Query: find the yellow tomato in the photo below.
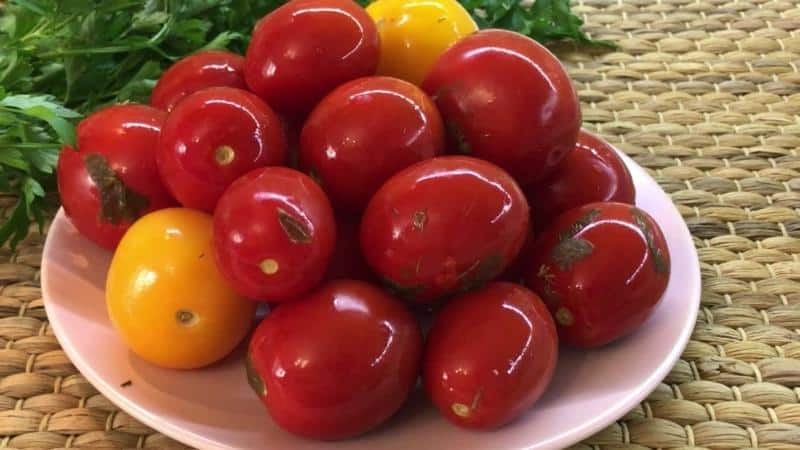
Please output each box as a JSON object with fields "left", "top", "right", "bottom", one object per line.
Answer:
{"left": 367, "top": 0, "right": 478, "bottom": 85}
{"left": 106, "top": 208, "right": 255, "bottom": 370}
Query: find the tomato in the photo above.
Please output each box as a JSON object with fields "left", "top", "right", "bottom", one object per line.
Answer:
{"left": 366, "top": 0, "right": 477, "bottom": 85}
{"left": 246, "top": 280, "right": 422, "bottom": 440}
{"left": 524, "top": 202, "right": 670, "bottom": 348}
{"left": 56, "top": 104, "right": 174, "bottom": 250}
{"left": 157, "top": 87, "right": 287, "bottom": 212}
{"left": 244, "top": 0, "right": 379, "bottom": 116}
{"left": 324, "top": 214, "right": 376, "bottom": 282}
{"left": 526, "top": 130, "right": 636, "bottom": 229}
{"left": 106, "top": 208, "right": 256, "bottom": 369}
{"left": 422, "top": 29, "right": 581, "bottom": 186}
{"left": 424, "top": 282, "right": 557, "bottom": 429}
{"left": 213, "top": 167, "right": 336, "bottom": 302}
{"left": 300, "top": 76, "right": 445, "bottom": 211}
{"left": 360, "top": 156, "right": 529, "bottom": 303}
{"left": 150, "top": 50, "right": 246, "bottom": 112}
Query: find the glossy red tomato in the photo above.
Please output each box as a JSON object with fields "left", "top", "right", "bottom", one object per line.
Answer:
{"left": 213, "top": 167, "right": 335, "bottom": 302}
{"left": 150, "top": 50, "right": 246, "bottom": 112}
{"left": 422, "top": 29, "right": 581, "bottom": 186}
{"left": 247, "top": 280, "right": 422, "bottom": 440}
{"left": 244, "top": 0, "right": 380, "bottom": 116}
{"left": 424, "top": 282, "right": 557, "bottom": 429}
{"left": 324, "top": 214, "right": 376, "bottom": 282}
{"left": 57, "top": 104, "right": 174, "bottom": 250}
{"left": 526, "top": 130, "right": 635, "bottom": 229}
{"left": 360, "top": 156, "right": 529, "bottom": 303}
{"left": 525, "top": 202, "right": 671, "bottom": 348}
{"left": 301, "top": 76, "right": 445, "bottom": 211}
{"left": 157, "top": 87, "right": 287, "bottom": 212}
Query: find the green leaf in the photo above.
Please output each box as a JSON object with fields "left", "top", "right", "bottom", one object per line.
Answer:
{"left": 201, "top": 31, "right": 245, "bottom": 50}
{"left": 12, "top": 0, "right": 50, "bottom": 16}
{"left": 0, "top": 149, "right": 30, "bottom": 172}
{"left": 19, "top": 105, "right": 76, "bottom": 145}
{"left": 21, "top": 176, "right": 45, "bottom": 202}
{"left": 132, "top": 11, "right": 171, "bottom": 31}
{"left": 24, "top": 147, "right": 60, "bottom": 174}
{"left": 1, "top": 94, "right": 81, "bottom": 118}
{"left": 0, "top": 174, "right": 48, "bottom": 250}
{"left": 115, "top": 60, "right": 162, "bottom": 103}
{"left": 170, "top": 18, "right": 212, "bottom": 50}
{"left": 462, "top": 0, "right": 613, "bottom": 47}
{"left": 0, "top": 198, "right": 32, "bottom": 250}
{"left": 0, "top": 94, "right": 79, "bottom": 145}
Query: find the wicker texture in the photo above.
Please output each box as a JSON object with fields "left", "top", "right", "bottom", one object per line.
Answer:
{"left": 558, "top": 0, "right": 800, "bottom": 448}
{"left": 0, "top": 0, "right": 799, "bottom": 448}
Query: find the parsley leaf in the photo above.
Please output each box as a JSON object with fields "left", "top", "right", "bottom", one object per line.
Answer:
{"left": 462, "top": 0, "right": 613, "bottom": 47}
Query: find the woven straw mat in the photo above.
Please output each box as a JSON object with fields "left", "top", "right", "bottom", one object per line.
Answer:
{"left": 1, "top": 0, "right": 800, "bottom": 448}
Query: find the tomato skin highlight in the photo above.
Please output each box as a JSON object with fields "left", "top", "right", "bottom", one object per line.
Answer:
{"left": 360, "top": 156, "right": 530, "bottom": 303}
{"left": 106, "top": 208, "right": 256, "bottom": 369}
{"left": 157, "top": 87, "right": 287, "bottom": 212}
{"left": 424, "top": 282, "right": 558, "bottom": 429}
{"left": 422, "top": 29, "right": 581, "bottom": 186}
{"left": 247, "top": 280, "right": 423, "bottom": 440}
{"left": 244, "top": 0, "right": 380, "bottom": 116}
{"left": 150, "top": 50, "right": 246, "bottom": 112}
{"left": 526, "top": 130, "right": 636, "bottom": 229}
{"left": 366, "top": 0, "right": 478, "bottom": 85}
{"left": 525, "top": 202, "right": 671, "bottom": 348}
{"left": 57, "top": 104, "right": 174, "bottom": 250}
{"left": 213, "top": 167, "right": 336, "bottom": 302}
{"left": 300, "top": 76, "right": 445, "bottom": 211}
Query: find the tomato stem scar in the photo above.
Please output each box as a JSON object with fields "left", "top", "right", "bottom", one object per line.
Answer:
{"left": 411, "top": 209, "right": 427, "bottom": 231}
{"left": 451, "top": 388, "right": 483, "bottom": 418}
{"left": 214, "top": 145, "right": 235, "bottom": 166}
{"left": 260, "top": 258, "right": 279, "bottom": 275}
{"left": 451, "top": 403, "right": 470, "bottom": 417}
{"left": 555, "top": 307, "right": 574, "bottom": 326}
{"left": 176, "top": 309, "right": 198, "bottom": 326}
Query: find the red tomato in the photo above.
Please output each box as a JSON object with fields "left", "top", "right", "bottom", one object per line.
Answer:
{"left": 525, "top": 202, "right": 670, "bottom": 348}
{"left": 424, "top": 282, "right": 557, "bottom": 429}
{"left": 244, "top": 0, "right": 379, "bottom": 116}
{"left": 301, "top": 76, "right": 445, "bottom": 211}
{"left": 324, "top": 214, "right": 376, "bottom": 282}
{"left": 150, "top": 50, "right": 246, "bottom": 112}
{"left": 422, "top": 29, "right": 581, "bottom": 186}
{"left": 360, "top": 156, "right": 529, "bottom": 303}
{"left": 247, "top": 280, "right": 422, "bottom": 440}
{"left": 213, "top": 167, "right": 335, "bottom": 302}
{"left": 157, "top": 87, "right": 287, "bottom": 212}
{"left": 56, "top": 104, "right": 174, "bottom": 250}
{"left": 526, "top": 130, "right": 636, "bottom": 229}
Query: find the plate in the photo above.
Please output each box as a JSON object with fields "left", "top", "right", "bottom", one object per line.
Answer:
{"left": 42, "top": 152, "right": 700, "bottom": 450}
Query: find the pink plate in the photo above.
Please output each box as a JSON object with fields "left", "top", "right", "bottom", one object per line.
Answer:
{"left": 42, "top": 152, "right": 700, "bottom": 450}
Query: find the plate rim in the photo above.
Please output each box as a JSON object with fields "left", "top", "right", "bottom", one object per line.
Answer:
{"left": 42, "top": 150, "right": 701, "bottom": 450}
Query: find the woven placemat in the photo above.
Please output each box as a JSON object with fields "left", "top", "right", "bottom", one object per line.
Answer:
{"left": 1, "top": 0, "right": 799, "bottom": 448}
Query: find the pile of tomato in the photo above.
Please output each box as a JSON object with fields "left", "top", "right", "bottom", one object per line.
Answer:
{"left": 55, "top": 0, "right": 672, "bottom": 440}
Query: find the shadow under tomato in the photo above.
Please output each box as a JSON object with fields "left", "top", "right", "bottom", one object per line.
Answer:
{"left": 126, "top": 344, "right": 267, "bottom": 430}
